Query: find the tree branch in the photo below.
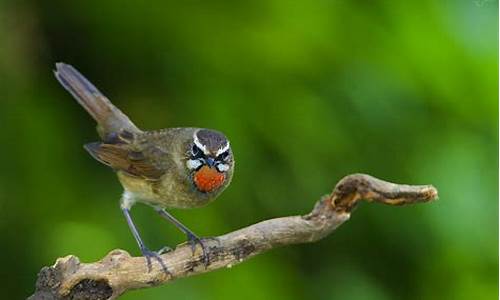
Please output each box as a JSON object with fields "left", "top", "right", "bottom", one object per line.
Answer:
{"left": 29, "top": 174, "right": 437, "bottom": 300}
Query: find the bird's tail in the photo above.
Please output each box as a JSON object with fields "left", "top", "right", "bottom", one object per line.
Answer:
{"left": 54, "top": 62, "right": 141, "bottom": 138}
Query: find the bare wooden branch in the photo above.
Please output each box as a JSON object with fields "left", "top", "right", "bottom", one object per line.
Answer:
{"left": 29, "top": 174, "right": 437, "bottom": 300}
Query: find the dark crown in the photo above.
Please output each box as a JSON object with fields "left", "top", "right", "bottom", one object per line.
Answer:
{"left": 195, "top": 129, "right": 228, "bottom": 155}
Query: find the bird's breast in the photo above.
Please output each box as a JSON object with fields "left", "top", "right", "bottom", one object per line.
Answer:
{"left": 116, "top": 170, "right": 217, "bottom": 209}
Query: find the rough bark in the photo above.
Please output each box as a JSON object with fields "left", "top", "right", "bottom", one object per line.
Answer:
{"left": 29, "top": 174, "right": 437, "bottom": 300}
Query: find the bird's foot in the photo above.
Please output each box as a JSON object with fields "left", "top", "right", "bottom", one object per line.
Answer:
{"left": 140, "top": 247, "right": 171, "bottom": 276}
{"left": 157, "top": 245, "right": 173, "bottom": 255}
{"left": 187, "top": 234, "right": 218, "bottom": 267}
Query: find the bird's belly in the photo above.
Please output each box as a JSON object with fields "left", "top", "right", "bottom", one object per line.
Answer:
{"left": 116, "top": 171, "right": 214, "bottom": 209}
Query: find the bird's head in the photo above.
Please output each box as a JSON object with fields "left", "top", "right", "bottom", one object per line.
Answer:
{"left": 185, "top": 129, "right": 234, "bottom": 193}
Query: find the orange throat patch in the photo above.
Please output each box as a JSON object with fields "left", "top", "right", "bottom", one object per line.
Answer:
{"left": 193, "top": 165, "right": 225, "bottom": 193}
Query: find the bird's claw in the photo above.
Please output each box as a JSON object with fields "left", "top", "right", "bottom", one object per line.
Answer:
{"left": 140, "top": 247, "right": 171, "bottom": 276}
{"left": 157, "top": 245, "right": 173, "bottom": 255}
{"left": 187, "top": 234, "right": 215, "bottom": 267}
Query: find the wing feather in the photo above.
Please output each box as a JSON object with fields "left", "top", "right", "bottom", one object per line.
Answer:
{"left": 84, "top": 140, "right": 165, "bottom": 180}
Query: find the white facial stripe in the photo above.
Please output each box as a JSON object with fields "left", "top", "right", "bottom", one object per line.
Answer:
{"left": 193, "top": 132, "right": 210, "bottom": 155}
{"left": 216, "top": 163, "right": 229, "bottom": 172}
{"left": 187, "top": 159, "right": 203, "bottom": 170}
{"left": 216, "top": 141, "right": 230, "bottom": 157}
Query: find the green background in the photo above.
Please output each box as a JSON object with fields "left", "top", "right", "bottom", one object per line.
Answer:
{"left": 0, "top": 1, "right": 497, "bottom": 299}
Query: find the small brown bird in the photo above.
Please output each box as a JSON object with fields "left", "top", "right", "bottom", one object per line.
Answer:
{"left": 54, "top": 63, "right": 234, "bottom": 272}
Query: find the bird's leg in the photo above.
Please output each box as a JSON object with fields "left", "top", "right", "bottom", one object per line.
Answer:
{"left": 121, "top": 195, "right": 170, "bottom": 275}
{"left": 155, "top": 208, "right": 213, "bottom": 266}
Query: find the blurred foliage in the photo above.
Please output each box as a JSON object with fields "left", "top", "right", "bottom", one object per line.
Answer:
{"left": 0, "top": 0, "right": 497, "bottom": 299}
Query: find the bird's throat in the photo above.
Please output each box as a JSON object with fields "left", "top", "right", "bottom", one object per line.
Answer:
{"left": 193, "top": 166, "right": 225, "bottom": 193}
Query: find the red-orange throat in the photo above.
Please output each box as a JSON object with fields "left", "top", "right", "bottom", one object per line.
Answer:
{"left": 193, "top": 165, "right": 225, "bottom": 193}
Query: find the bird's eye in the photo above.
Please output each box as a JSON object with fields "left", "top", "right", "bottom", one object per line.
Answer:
{"left": 192, "top": 144, "right": 202, "bottom": 157}
{"left": 217, "top": 150, "right": 229, "bottom": 161}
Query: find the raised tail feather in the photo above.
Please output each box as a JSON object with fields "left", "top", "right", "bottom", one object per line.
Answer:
{"left": 54, "top": 62, "right": 140, "bottom": 138}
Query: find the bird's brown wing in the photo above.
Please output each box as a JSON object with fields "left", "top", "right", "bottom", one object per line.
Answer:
{"left": 84, "top": 140, "right": 165, "bottom": 180}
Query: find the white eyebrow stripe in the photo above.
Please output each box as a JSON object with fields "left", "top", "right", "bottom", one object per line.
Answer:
{"left": 216, "top": 142, "right": 230, "bottom": 157}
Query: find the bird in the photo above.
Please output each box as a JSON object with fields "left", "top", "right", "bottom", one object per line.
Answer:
{"left": 54, "top": 62, "right": 234, "bottom": 273}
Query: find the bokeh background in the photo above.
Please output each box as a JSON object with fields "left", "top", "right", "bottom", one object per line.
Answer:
{"left": 0, "top": 0, "right": 498, "bottom": 299}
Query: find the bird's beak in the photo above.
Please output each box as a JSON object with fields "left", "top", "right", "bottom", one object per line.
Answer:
{"left": 206, "top": 157, "right": 216, "bottom": 167}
